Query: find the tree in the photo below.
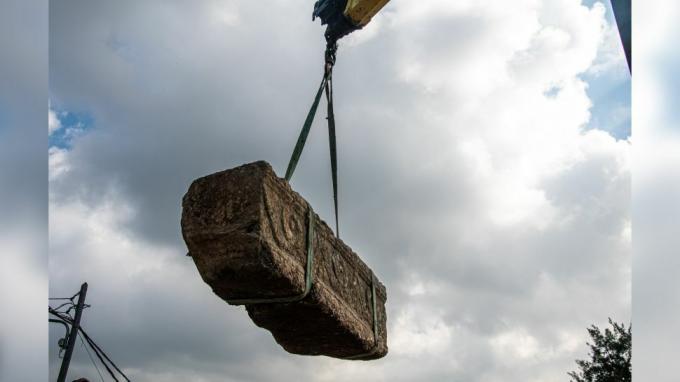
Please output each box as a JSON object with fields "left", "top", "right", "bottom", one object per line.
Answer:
{"left": 568, "top": 318, "right": 631, "bottom": 382}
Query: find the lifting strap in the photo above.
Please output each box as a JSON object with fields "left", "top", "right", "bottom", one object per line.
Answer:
{"left": 285, "top": 42, "right": 340, "bottom": 238}
{"left": 284, "top": 43, "right": 380, "bottom": 358}
{"left": 325, "top": 69, "right": 340, "bottom": 239}
{"left": 229, "top": 43, "right": 378, "bottom": 359}
{"left": 343, "top": 271, "right": 380, "bottom": 360}
{"left": 226, "top": 207, "right": 316, "bottom": 305}
{"left": 226, "top": 203, "right": 379, "bottom": 359}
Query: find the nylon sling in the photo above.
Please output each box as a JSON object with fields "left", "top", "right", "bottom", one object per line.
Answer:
{"left": 228, "top": 43, "right": 379, "bottom": 359}
{"left": 285, "top": 43, "right": 340, "bottom": 238}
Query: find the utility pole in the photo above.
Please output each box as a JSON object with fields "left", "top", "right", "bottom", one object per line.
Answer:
{"left": 57, "top": 282, "right": 88, "bottom": 382}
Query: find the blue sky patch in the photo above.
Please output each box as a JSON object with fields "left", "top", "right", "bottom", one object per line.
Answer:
{"left": 583, "top": 69, "right": 631, "bottom": 140}
{"left": 48, "top": 109, "right": 94, "bottom": 149}
{"left": 582, "top": 0, "right": 631, "bottom": 140}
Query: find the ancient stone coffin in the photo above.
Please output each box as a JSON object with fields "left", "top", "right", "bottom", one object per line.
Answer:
{"left": 181, "top": 161, "right": 387, "bottom": 360}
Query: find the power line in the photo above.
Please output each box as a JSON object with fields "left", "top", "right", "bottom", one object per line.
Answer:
{"left": 49, "top": 309, "right": 131, "bottom": 382}
{"left": 79, "top": 327, "right": 131, "bottom": 382}
{"left": 79, "top": 332, "right": 105, "bottom": 382}
{"left": 49, "top": 290, "right": 82, "bottom": 301}
{"left": 49, "top": 284, "right": 130, "bottom": 382}
{"left": 81, "top": 332, "right": 119, "bottom": 382}
{"left": 52, "top": 301, "right": 76, "bottom": 312}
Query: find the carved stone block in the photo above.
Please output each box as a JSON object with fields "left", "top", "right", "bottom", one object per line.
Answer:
{"left": 181, "top": 161, "right": 387, "bottom": 359}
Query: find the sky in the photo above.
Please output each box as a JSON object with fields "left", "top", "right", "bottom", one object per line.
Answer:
{"left": 631, "top": 0, "right": 680, "bottom": 380}
{"left": 48, "top": 1, "right": 631, "bottom": 381}
{"left": 0, "top": 0, "right": 48, "bottom": 381}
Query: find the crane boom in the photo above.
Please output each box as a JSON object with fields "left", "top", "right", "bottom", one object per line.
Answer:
{"left": 313, "top": 0, "right": 391, "bottom": 43}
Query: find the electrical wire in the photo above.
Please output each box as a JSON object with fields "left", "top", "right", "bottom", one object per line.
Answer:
{"left": 49, "top": 308, "right": 73, "bottom": 323}
{"left": 52, "top": 301, "right": 76, "bottom": 311}
{"left": 49, "top": 306, "right": 131, "bottom": 381}
{"left": 79, "top": 328, "right": 131, "bottom": 382}
{"left": 49, "top": 290, "right": 81, "bottom": 301}
{"left": 81, "top": 331, "right": 119, "bottom": 382}
{"left": 79, "top": 332, "right": 105, "bottom": 382}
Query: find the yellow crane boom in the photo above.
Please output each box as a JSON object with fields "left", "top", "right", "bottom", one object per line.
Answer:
{"left": 343, "top": 0, "right": 390, "bottom": 27}
{"left": 313, "top": 0, "right": 391, "bottom": 43}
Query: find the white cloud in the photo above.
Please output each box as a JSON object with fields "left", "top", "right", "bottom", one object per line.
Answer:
{"left": 48, "top": 104, "right": 62, "bottom": 134}
{"left": 490, "top": 328, "right": 541, "bottom": 362}
{"left": 391, "top": 307, "right": 453, "bottom": 357}
{"left": 207, "top": 0, "right": 240, "bottom": 27}
{"left": 48, "top": 146, "right": 69, "bottom": 181}
{"left": 588, "top": 15, "right": 627, "bottom": 75}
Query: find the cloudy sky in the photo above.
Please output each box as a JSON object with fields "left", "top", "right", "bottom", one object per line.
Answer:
{"left": 48, "top": 1, "right": 631, "bottom": 381}
{"left": 0, "top": 0, "right": 47, "bottom": 381}
{"left": 632, "top": 1, "right": 680, "bottom": 381}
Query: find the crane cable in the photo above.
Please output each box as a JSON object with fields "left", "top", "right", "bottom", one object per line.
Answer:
{"left": 284, "top": 42, "right": 340, "bottom": 238}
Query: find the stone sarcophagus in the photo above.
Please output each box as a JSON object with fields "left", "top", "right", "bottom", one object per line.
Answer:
{"left": 181, "top": 161, "right": 387, "bottom": 360}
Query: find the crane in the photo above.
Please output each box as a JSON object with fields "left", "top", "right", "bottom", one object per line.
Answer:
{"left": 313, "top": 0, "right": 390, "bottom": 44}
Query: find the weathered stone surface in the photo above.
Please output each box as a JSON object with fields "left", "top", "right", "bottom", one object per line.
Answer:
{"left": 181, "top": 161, "right": 387, "bottom": 360}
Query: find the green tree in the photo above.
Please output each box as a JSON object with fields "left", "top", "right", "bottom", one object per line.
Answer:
{"left": 568, "top": 318, "right": 631, "bottom": 382}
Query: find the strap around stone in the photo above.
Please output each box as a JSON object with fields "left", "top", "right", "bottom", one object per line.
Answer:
{"left": 226, "top": 207, "right": 315, "bottom": 305}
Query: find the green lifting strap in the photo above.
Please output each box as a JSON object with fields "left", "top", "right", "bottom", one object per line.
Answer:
{"left": 226, "top": 207, "right": 316, "bottom": 305}
{"left": 268, "top": 45, "right": 379, "bottom": 360}
{"left": 325, "top": 72, "right": 340, "bottom": 237}
{"left": 343, "top": 271, "right": 380, "bottom": 360}
{"left": 284, "top": 73, "right": 329, "bottom": 182}
{"left": 285, "top": 43, "right": 340, "bottom": 237}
